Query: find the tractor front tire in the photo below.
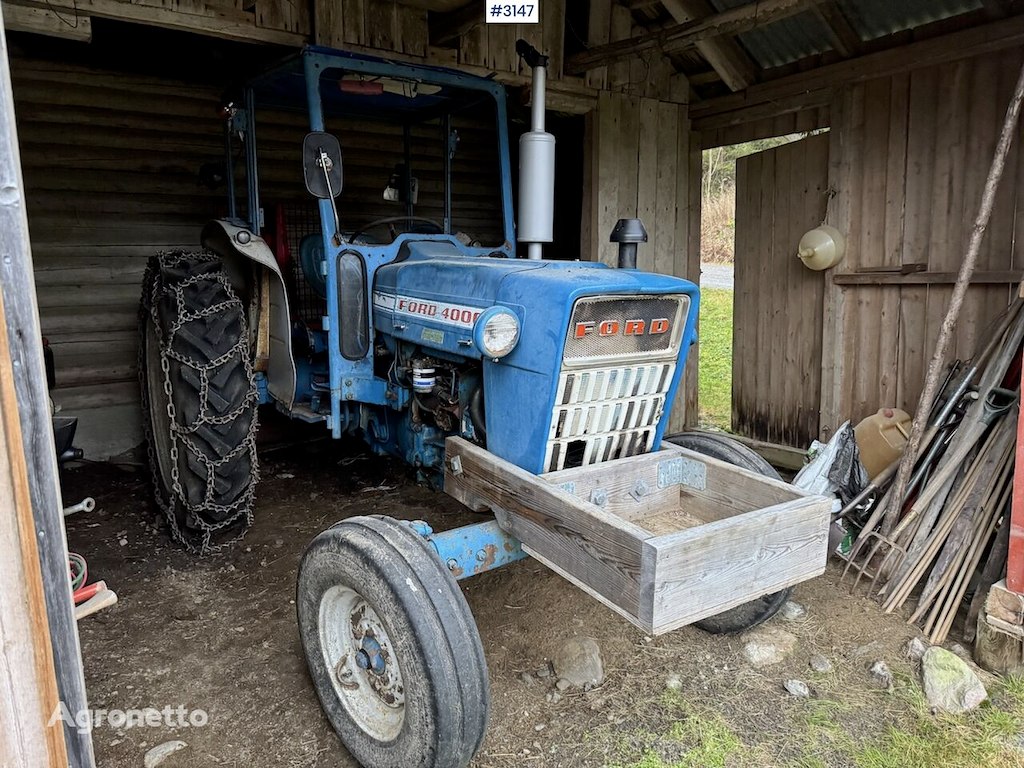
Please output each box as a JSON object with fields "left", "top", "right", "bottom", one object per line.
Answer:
{"left": 139, "top": 251, "right": 259, "bottom": 553}
{"left": 666, "top": 432, "right": 793, "bottom": 635}
{"left": 297, "top": 515, "right": 489, "bottom": 768}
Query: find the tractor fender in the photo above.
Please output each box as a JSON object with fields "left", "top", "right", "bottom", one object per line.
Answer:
{"left": 201, "top": 219, "right": 297, "bottom": 408}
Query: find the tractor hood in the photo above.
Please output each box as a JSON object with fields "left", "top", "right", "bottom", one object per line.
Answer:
{"left": 373, "top": 243, "right": 700, "bottom": 474}
{"left": 372, "top": 241, "right": 696, "bottom": 369}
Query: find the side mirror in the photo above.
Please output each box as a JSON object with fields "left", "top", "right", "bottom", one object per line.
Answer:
{"left": 303, "top": 132, "right": 343, "bottom": 199}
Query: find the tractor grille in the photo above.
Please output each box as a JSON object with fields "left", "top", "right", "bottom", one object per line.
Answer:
{"left": 543, "top": 294, "right": 689, "bottom": 473}
{"left": 544, "top": 362, "right": 676, "bottom": 472}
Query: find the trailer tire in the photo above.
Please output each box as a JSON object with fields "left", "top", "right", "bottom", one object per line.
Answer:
{"left": 666, "top": 432, "right": 793, "bottom": 635}
{"left": 139, "top": 252, "right": 259, "bottom": 553}
{"left": 297, "top": 515, "right": 489, "bottom": 768}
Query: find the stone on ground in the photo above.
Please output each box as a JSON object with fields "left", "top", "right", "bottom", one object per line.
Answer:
{"left": 144, "top": 741, "right": 188, "bottom": 768}
{"left": 784, "top": 679, "right": 811, "bottom": 698}
{"left": 742, "top": 626, "right": 798, "bottom": 668}
{"left": 780, "top": 600, "right": 808, "bottom": 621}
{"left": 905, "top": 636, "right": 928, "bottom": 661}
{"left": 869, "top": 660, "right": 893, "bottom": 690}
{"left": 921, "top": 646, "right": 988, "bottom": 713}
{"left": 553, "top": 636, "right": 604, "bottom": 689}
{"left": 809, "top": 653, "right": 834, "bottom": 674}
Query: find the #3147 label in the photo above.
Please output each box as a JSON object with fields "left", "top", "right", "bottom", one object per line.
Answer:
{"left": 486, "top": 3, "right": 539, "bottom": 24}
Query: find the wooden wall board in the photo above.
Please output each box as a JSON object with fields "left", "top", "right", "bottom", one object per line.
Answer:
{"left": 732, "top": 133, "right": 828, "bottom": 447}
{"left": 819, "top": 48, "right": 1024, "bottom": 435}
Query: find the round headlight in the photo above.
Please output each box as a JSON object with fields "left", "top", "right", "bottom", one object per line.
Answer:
{"left": 473, "top": 307, "right": 520, "bottom": 359}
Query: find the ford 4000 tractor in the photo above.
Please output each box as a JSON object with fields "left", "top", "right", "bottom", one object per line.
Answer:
{"left": 140, "top": 41, "right": 830, "bottom": 768}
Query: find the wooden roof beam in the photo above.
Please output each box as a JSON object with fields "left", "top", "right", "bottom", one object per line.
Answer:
{"left": 5, "top": 0, "right": 305, "bottom": 45}
{"left": 812, "top": 1, "right": 861, "bottom": 57}
{"left": 0, "top": 2, "right": 92, "bottom": 41}
{"left": 661, "top": 0, "right": 758, "bottom": 91}
{"left": 567, "top": 0, "right": 814, "bottom": 84}
{"left": 690, "top": 13, "right": 1024, "bottom": 127}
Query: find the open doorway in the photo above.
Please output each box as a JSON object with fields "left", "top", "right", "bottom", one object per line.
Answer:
{"left": 696, "top": 134, "right": 822, "bottom": 438}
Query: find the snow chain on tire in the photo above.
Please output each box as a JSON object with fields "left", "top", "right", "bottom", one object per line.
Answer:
{"left": 139, "top": 251, "right": 260, "bottom": 555}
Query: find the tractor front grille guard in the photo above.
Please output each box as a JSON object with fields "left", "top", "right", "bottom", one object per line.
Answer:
{"left": 543, "top": 295, "right": 687, "bottom": 473}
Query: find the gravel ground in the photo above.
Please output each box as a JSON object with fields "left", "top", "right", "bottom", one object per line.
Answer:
{"left": 700, "top": 262, "right": 734, "bottom": 290}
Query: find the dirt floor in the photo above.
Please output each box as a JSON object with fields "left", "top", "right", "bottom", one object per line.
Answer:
{"left": 63, "top": 430, "right": 1024, "bottom": 768}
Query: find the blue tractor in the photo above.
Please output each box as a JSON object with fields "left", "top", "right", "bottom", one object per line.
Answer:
{"left": 140, "top": 42, "right": 795, "bottom": 768}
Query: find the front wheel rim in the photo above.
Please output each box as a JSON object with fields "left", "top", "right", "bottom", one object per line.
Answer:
{"left": 319, "top": 584, "right": 406, "bottom": 742}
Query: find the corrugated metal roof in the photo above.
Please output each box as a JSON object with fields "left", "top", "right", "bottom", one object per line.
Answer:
{"left": 707, "top": 0, "right": 833, "bottom": 68}
{"left": 836, "top": 0, "right": 983, "bottom": 40}
{"left": 699, "top": 0, "right": 984, "bottom": 70}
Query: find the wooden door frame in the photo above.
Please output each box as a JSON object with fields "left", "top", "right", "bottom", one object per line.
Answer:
{"left": 0, "top": 8, "right": 94, "bottom": 765}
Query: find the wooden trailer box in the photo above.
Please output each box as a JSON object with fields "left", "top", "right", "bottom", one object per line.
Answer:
{"left": 444, "top": 437, "right": 831, "bottom": 635}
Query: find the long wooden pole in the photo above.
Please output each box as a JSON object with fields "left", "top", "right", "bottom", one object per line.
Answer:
{"left": 0, "top": 6, "right": 94, "bottom": 766}
{"left": 883, "top": 60, "right": 1024, "bottom": 535}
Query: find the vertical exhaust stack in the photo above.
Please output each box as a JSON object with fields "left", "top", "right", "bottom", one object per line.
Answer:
{"left": 516, "top": 40, "right": 555, "bottom": 260}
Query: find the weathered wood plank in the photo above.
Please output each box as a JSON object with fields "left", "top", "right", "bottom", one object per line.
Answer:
{"left": 680, "top": 122, "right": 701, "bottom": 427}
{"left": 9, "top": 0, "right": 304, "bottom": 44}
{"left": 986, "top": 579, "right": 1024, "bottom": 625}
{"left": 976, "top": 611, "right": 1024, "bottom": 674}
{"left": 832, "top": 270, "right": 1024, "bottom": 285}
{"left": 0, "top": 22, "right": 91, "bottom": 764}
{"left": 636, "top": 97, "right": 659, "bottom": 272}
{"left": 542, "top": 443, "right": 687, "bottom": 521}
{"left": 0, "top": 289, "right": 68, "bottom": 768}
{"left": 568, "top": 0, "right": 816, "bottom": 74}
{"left": 445, "top": 437, "right": 828, "bottom": 636}
{"left": 644, "top": 494, "right": 830, "bottom": 633}
{"left": 341, "top": 0, "right": 365, "bottom": 45}
{"left": 585, "top": 0, "right": 611, "bottom": 90}
{"left": 1, "top": 2, "right": 91, "bottom": 40}
{"left": 652, "top": 101, "right": 678, "bottom": 277}
{"left": 443, "top": 438, "right": 650, "bottom": 617}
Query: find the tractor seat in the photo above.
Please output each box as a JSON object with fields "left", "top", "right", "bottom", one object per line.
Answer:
{"left": 298, "top": 234, "right": 327, "bottom": 299}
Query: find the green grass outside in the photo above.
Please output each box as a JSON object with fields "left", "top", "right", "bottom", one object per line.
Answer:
{"left": 697, "top": 287, "right": 733, "bottom": 431}
{"left": 605, "top": 676, "right": 1024, "bottom": 768}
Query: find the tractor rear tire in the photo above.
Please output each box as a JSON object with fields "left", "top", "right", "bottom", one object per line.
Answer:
{"left": 297, "top": 515, "right": 489, "bottom": 768}
{"left": 139, "top": 251, "right": 259, "bottom": 553}
{"left": 666, "top": 432, "right": 793, "bottom": 635}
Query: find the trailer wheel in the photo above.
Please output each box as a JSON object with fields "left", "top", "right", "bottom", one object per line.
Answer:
{"left": 297, "top": 515, "right": 489, "bottom": 768}
{"left": 666, "top": 432, "right": 793, "bottom": 634}
{"left": 139, "top": 252, "right": 259, "bottom": 553}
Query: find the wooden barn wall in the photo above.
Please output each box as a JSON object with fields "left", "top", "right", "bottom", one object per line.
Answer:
{"left": 12, "top": 55, "right": 504, "bottom": 454}
{"left": 581, "top": 91, "right": 700, "bottom": 431}
{"left": 732, "top": 134, "right": 829, "bottom": 448}
{"left": 820, "top": 47, "right": 1024, "bottom": 438}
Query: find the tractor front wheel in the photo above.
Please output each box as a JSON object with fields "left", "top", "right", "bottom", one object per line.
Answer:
{"left": 666, "top": 432, "right": 793, "bottom": 634}
{"left": 139, "top": 252, "right": 259, "bottom": 553}
{"left": 297, "top": 515, "right": 489, "bottom": 768}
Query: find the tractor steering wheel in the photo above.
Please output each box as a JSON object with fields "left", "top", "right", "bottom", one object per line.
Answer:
{"left": 349, "top": 216, "right": 444, "bottom": 244}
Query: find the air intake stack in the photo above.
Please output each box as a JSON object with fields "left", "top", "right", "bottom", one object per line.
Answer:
{"left": 516, "top": 39, "right": 555, "bottom": 260}
{"left": 610, "top": 218, "right": 648, "bottom": 269}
